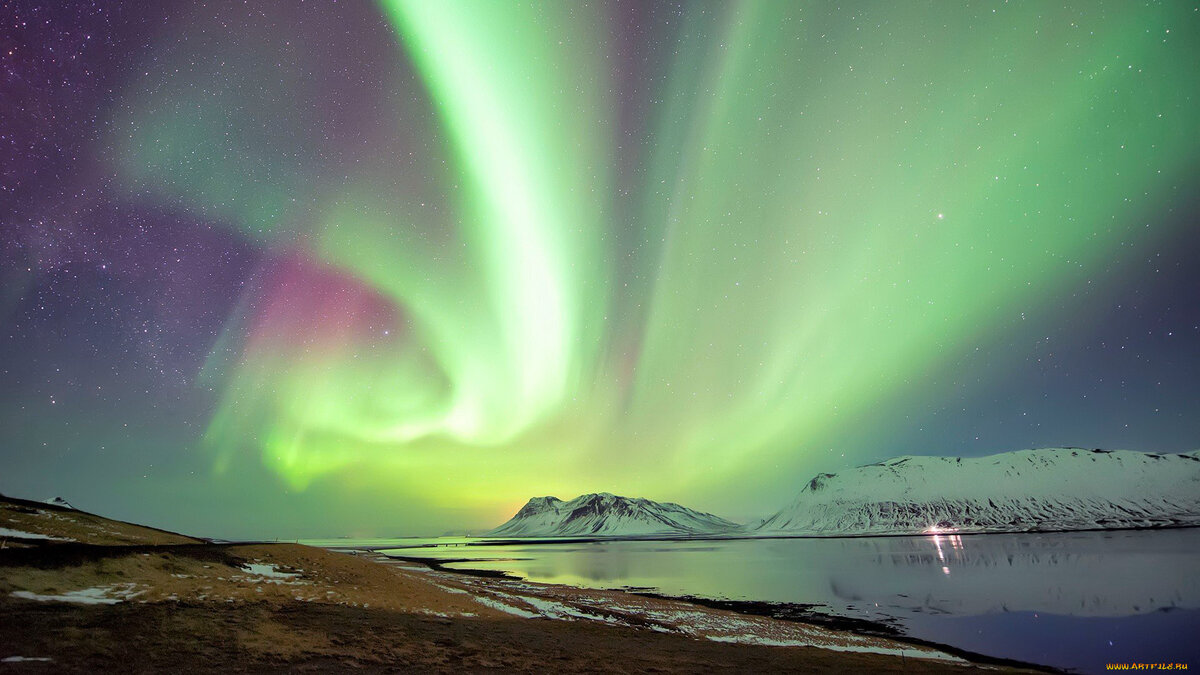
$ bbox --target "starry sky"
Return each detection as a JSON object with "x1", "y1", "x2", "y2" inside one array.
[{"x1": 2, "y1": 1, "x2": 1198, "y2": 539}]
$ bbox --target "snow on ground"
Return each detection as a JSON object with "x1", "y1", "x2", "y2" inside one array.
[
  {"x1": 2, "y1": 656, "x2": 53, "y2": 663},
  {"x1": 471, "y1": 595, "x2": 541, "y2": 618},
  {"x1": 707, "y1": 634, "x2": 952, "y2": 660},
  {"x1": 11, "y1": 583, "x2": 145, "y2": 605},
  {"x1": 238, "y1": 562, "x2": 303, "y2": 583},
  {"x1": 0, "y1": 526, "x2": 73, "y2": 541}
]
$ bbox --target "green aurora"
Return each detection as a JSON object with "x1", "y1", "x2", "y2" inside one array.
[{"x1": 98, "y1": 1, "x2": 1199, "y2": 529}]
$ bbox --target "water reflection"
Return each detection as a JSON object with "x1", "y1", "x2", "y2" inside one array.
[
  {"x1": 353, "y1": 529, "x2": 1200, "y2": 672},
  {"x1": 393, "y1": 529, "x2": 1200, "y2": 620},
  {"x1": 930, "y1": 533, "x2": 963, "y2": 575},
  {"x1": 816, "y1": 531, "x2": 1199, "y2": 617}
]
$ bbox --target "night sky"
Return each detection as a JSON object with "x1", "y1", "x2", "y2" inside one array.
[{"x1": 2, "y1": 1, "x2": 1198, "y2": 539}]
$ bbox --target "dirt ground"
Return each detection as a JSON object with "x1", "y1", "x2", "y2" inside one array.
[
  {"x1": 0, "y1": 598, "x2": 1031, "y2": 673},
  {"x1": 0, "y1": 495, "x2": 200, "y2": 546}
]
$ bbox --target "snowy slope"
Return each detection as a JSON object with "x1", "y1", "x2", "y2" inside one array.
[
  {"x1": 43, "y1": 497, "x2": 75, "y2": 510},
  {"x1": 490, "y1": 493, "x2": 743, "y2": 537},
  {"x1": 758, "y1": 448, "x2": 1200, "y2": 535}
]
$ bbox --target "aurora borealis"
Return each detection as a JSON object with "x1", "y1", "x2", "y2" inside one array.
[{"x1": 2, "y1": 1, "x2": 1199, "y2": 538}]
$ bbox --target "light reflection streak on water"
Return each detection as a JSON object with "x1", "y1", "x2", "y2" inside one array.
[{"x1": 931, "y1": 533, "x2": 963, "y2": 575}]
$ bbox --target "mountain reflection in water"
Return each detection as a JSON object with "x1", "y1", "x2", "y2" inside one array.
[{"x1": 372, "y1": 528, "x2": 1198, "y2": 673}]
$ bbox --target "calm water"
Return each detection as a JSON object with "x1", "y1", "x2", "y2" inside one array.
[{"x1": 311, "y1": 529, "x2": 1200, "y2": 674}]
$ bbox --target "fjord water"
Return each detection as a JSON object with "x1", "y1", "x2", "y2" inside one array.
[{"x1": 366, "y1": 528, "x2": 1200, "y2": 674}]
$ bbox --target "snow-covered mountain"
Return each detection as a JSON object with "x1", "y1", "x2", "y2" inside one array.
[
  {"x1": 490, "y1": 493, "x2": 743, "y2": 537},
  {"x1": 758, "y1": 448, "x2": 1200, "y2": 535}
]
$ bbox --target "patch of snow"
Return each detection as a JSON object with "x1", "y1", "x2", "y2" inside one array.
[
  {"x1": 472, "y1": 595, "x2": 540, "y2": 618},
  {"x1": 242, "y1": 562, "x2": 300, "y2": 579},
  {"x1": 0, "y1": 527, "x2": 72, "y2": 541},
  {"x1": 811, "y1": 643, "x2": 965, "y2": 663},
  {"x1": 237, "y1": 563, "x2": 306, "y2": 585},
  {"x1": 707, "y1": 634, "x2": 811, "y2": 647},
  {"x1": 11, "y1": 583, "x2": 144, "y2": 605},
  {"x1": 2, "y1": 656, "x2": 53, "y2": 663},
  {"x1": 705, "y1": 635, "x2": 963, "y2": 662},
  {"x1": 509, "y1": 594, "x2": 610, "y2": 622}
]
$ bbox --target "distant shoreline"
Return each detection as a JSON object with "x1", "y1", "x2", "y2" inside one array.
[{"x1": 326, "y1": 520, "x2": 1200, "y2": 552}]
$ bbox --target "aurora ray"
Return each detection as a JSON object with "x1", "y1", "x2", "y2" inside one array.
[
  {"x1": 5, "y1": 0, "x2": 1197, "y2": 534},
  {"x1": 130, "y1": 0, "x2": 1200, "y2": 505}
]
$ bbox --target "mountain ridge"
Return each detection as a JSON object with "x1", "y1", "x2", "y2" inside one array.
[
  {"x1": 758, "y1": 447, "x2": 1200, "y2": 535},
  {"x1": 490, "y1": 492, "x2": 743, "y2": 537}
]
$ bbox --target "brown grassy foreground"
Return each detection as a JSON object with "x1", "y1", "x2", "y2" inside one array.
[{"x1": 0, "y1": 495, "x2": 1042, "y2": 673}]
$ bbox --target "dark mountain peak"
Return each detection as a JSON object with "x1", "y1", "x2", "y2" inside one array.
[
  {"x1": 491, "y1": 492, "x2": 742, "y2": 537},
  {"x1": 804, "y1": 473, "x2": 836, "y2": 493}
]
